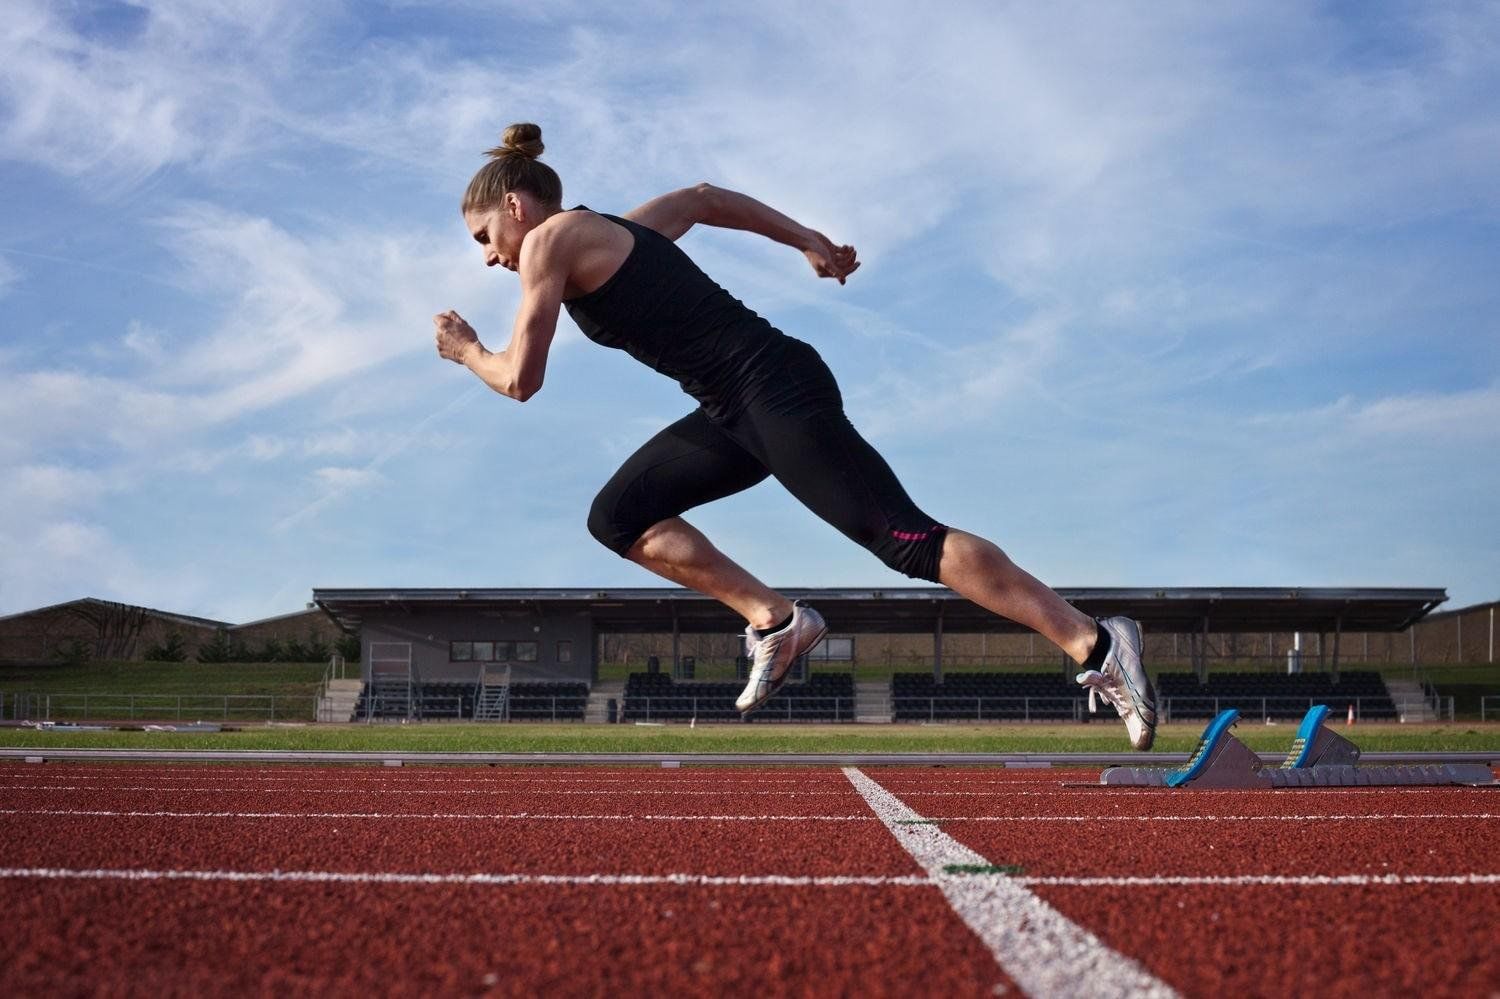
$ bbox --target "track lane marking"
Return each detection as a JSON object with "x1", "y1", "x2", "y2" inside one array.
[
  {"x1": 0, "y1": 867, "x2": 930, "y2": 887},
  {"x1": 2, "y1": 866, "x2": 1493, "y2": 889},
  {"x1": 0, "y1": 808, "x2": 874, "y2": 821},
  {"x1": 0, "y1": 784, "x2": 862, "y2": 796},
  {"x1": 2, "y1": 780, "x2": 1485, "y2": 798},
  {"x1": 1015, "y1": 874, "x2": 1500, "y2": 886},
  {"x1": 844, "y1": 766, "x2": 1179, "y2": 999},
  {"x1": 0, "y1": 765, "x2": 846, "y2": 780},
  {"x1": 1, "y1": 808, "x2": 1494, "y2": 822}
]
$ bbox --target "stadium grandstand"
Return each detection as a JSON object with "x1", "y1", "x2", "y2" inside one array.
[{"x1": 8, "y1": 587, "x2": 1493, "y2": 724}]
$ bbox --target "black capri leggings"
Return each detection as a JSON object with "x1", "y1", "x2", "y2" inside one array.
[{"x1": 586, "y1": 340, "x2": 948, "y2": 582}]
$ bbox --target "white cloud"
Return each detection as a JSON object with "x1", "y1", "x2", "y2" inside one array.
[
  {"x1": 0, "y1": 254, "x2": 20, "y2": 298},
  {"x1": 0, "y1": 0, "x2": 313, "y2": 188},
  {"x1": 313, "y1": 466, "x2": 382, "y2": 489}
]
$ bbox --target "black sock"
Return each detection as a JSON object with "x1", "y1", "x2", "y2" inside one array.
[
  {"x1": 1080, "y1": 620, "x2": 1111, "y2": 671},
  {"x1": 754, "y1": 610, "x2": 796, "y2": 640}
]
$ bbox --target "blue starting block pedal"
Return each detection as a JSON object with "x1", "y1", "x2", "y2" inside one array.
[
  {"x1": 1280, "y1": 704, "x2": 1359, "y2": 769},
  {"x1": 1103, "y1": 710, "x2": 1270, "y2": 788},
  {"x1": 1101, "y1": 705, "x2": 1494, "y2": 789}
]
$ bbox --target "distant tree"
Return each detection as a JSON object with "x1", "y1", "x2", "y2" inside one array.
[
  {"x1": 143, "y1": 632, "x2": 188, "y2": 662},
  {"x1": 259, "y1": 638, "x2": 285, "y2": 663},
  {"x1": 304, "y1": 632, "x2": 332, "y2": 662},
  {"x1": 196, "y1": 629, "x2": 235, "y2": 664},
  {"x1": 51, "y1": 638, "x2": 93, "y2": 666},
  {"x1": 335, "y1": 632, "x2": 362, "y2": 663}
]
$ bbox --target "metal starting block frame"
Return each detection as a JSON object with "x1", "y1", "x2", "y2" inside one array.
[{"x1": 1102, "y1": 705, "x2": 1496, "y2": 789}]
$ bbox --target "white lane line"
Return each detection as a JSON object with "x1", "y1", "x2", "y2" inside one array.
[
  {"x1": 936, "y1": 813, "x2": 1500, "y2": 822},
  {"x1": 1, "y1": 808, "x2": 1494, "y2": 823},
  {"x1": 844, "y1": 767, "x2": 1178, "y2": 999},
  {"x1": 0, "y1": 866, "x2": 930, "y2": 888},
  {"x1": 1017, "y1": 874, "x2": 1500, "y2": 887},
  {"x1": 3, "y1": 866, "x2": 1490, "y2": 890},
  {"x1": 0, "y1": 770, "x2": 830, "y2": 785},
  {"x1": 2, "y1": 781, "x2": 1485, "y2": 799},
  {"x1": 0, "y1": 784, "x2": 854, "y2": 796},
  {"x1": 0, "y1": 808, "x2": 873, "y2": 821}
]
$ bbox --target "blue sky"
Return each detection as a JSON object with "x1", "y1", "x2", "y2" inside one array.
[{"x1": 1, "y1": 0, "x2": 1497, "y2": 623}]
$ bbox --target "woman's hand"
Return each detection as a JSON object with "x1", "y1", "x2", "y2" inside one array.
[
  {"x1": 434, "y1": 310, "x2": 482, "y2": 364},
  {"x1": 802, "y1": 231, "x2": 860, "y2": 285}
]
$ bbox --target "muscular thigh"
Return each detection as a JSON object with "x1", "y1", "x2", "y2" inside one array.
[
  {"x1": 730, "y1": 403, "x2": 940, "y2": 550},
  {"x1": 588, "y1": 409, "x2": 770, "y2": 555}
]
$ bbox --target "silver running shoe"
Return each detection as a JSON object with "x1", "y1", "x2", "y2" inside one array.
[
  {"x1": 1075, "y1": 616, "x2": 1158, "y2": 751},
  {"x1": 736, "y1": 602, "x2": 828, "y2": 715}
]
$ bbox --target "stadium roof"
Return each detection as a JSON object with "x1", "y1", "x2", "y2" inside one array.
[{"x1": 313, "y1": 586, "x2": 1447, "y2": 636}]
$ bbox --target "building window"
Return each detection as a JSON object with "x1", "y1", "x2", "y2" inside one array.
[
  {"x1": 471, "y1": 641, "x2": 494, "y2": 662},
  {"x1": 450, "y1": 641, "x2": 473, "y2": 662},
  {"x1": 517, "y1": 641, "x2": 538, "y2": 662},
  {"x1": 556, "y1": 640, "x2": 572, "y2": 663},
  {"x1": 494, "y1": 641, "x2": 514, "y2": 662},
  {"x1": 807, "y1": 636, "x2": 854, "y2": 661}
]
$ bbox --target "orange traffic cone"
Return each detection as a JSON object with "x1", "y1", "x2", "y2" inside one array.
[{"x1": 1346, "y1": 703, "x2": 1355, "y2": 726}]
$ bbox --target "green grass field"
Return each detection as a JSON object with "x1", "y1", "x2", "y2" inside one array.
[{"x1": 2, "y1": 720, "x2": 1496, "y2": 755}]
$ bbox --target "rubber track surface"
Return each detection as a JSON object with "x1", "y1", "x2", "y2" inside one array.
[{"x1": 2, "y1": 762, "x2": 1497, "y2": 997}]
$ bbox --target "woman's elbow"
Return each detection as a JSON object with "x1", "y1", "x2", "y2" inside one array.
[
  {"x1": 511, "y1": 374, "x2": 543, "y2": 403},
  {"x1": 692, "y1": 182, "x2": 722, "y2": 216}
]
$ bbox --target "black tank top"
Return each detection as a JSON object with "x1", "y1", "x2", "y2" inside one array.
[{"x1": 563, "y1": 208, "x2": 793, "y2": 422}]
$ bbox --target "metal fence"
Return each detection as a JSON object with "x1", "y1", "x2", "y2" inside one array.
[
  {"x1": 2, "y1": 691, "x2": 317, "y2": 722},
  {"x1": 890, "y1": 695, "x2": 1407, "y2": 724}
]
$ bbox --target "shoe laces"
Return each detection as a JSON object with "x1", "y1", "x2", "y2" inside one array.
[{"x1": 1075, "y1": 668, "x2": 1125, "y2": 716}]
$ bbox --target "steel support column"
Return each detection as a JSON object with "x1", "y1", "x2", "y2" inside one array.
[{"x1": 933, "y1": 601, "x2": 944, "y2": 684}]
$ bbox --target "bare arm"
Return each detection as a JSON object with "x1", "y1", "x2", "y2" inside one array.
[
  {"x1": 626, "y1": 183, "x2": 860, "y2": 284},
  {"x1": 434, "y1": 227, "x2": 566, "y2": 402}
]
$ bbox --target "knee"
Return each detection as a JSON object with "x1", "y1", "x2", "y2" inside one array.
[
  {"x1": 868, "y1": 524, "x2": 948, "y2": 583},
  {"x1": 586, "y1": 489, "x2": 638, "y2": 557}
]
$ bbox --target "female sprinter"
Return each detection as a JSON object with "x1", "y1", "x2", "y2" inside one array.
[{"x1": 433, "y1": 124, "x2": 1157, "y2": 749}]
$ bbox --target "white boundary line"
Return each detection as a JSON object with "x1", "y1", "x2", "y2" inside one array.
[
  {"x1": 0, "y1": 784, "x2": 853, "y2": 796},
  {"x1": 1, "y1": 865, "x2": 1492, "y2": 890},
  {"x1": 0, "y1": 866, "x2": 930, "y2": 888},
  {"x1": 0, "y1": 807, "x2": 1494, "y2": 823},
  {"x1": 0, "y1": 768, "x2": 838, "y2": 784},
  {"x1": 844, "y1": 766, "x2": 1179, "y2": 999},
  {"x1": 1015, "y1": 874, "x2": 1500, "y2": 887},
  {"x1": 0, "y1": 808, "x2": 872, "y2": 821},
  {"x1": 2, "y1": 780, "x2": 1484, "y2": 798}
]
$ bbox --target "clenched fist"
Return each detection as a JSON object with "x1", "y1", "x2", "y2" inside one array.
[{"x1": 434, "y1": 310, "x2": 481, "y2": 364}]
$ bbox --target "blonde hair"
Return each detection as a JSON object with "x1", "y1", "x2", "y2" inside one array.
[{"x1": 461, "y1": 123, "x2": 563, "y2": 213}]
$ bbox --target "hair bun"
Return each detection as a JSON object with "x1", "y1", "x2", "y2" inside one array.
[{"x1": 485, "y1": 122, "x2": 544, "y2": 160}]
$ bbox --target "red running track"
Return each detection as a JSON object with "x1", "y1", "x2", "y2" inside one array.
[{"x1": 0, "y1": 762, "x2": 1496, "y2": 997}]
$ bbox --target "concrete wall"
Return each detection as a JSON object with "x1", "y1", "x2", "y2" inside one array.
[{"x1": 360, "y1": 608, "x2": 596, "y2": 683}]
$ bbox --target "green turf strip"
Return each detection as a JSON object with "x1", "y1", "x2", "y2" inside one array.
[{"x1": 942, "y1": 864, "x2": 1026, "y2": 876}]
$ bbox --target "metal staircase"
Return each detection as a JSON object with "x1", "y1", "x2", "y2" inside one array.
[
  {"x1": 854, "y1": 681, "x2": 892, "y2": 723},
  {"x1": 474, "y1": 665, "x2": 511, "y2": 721}
]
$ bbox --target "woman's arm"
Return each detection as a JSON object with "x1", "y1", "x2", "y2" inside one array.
[
  {"x1": 626, "y1": 183, "x2": 860, "y2": 283},
  {"x1": 435, "y1": 226, "x2": 567, "y2": 402}
]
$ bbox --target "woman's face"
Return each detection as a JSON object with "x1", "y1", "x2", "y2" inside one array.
[{"x1": 464, "y1": 193, "x2": 530, "y2": 272}]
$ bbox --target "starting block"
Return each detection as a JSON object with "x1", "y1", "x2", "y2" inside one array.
[{"x1": 1101, "y1": 705, "x2": 1495, "y2": 789}]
